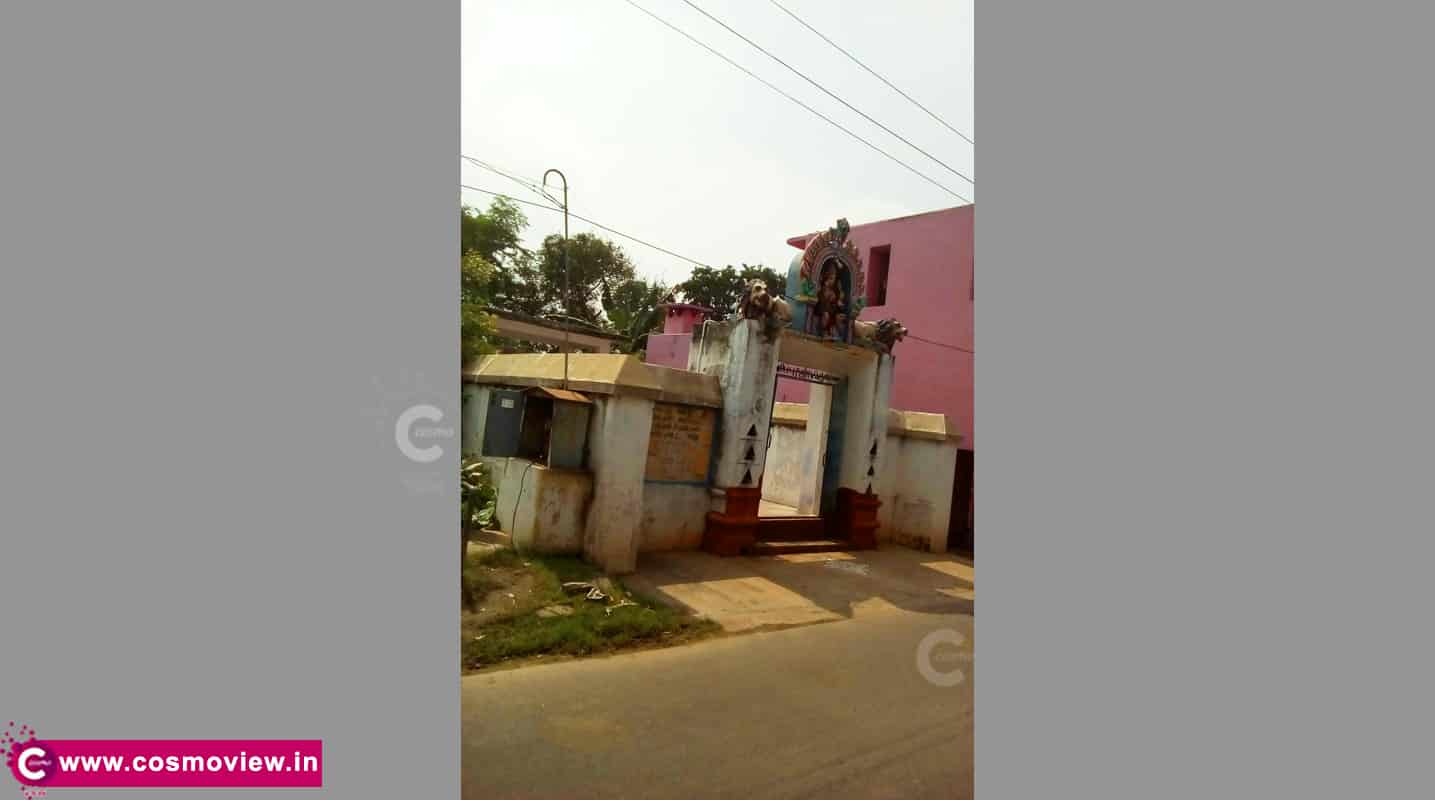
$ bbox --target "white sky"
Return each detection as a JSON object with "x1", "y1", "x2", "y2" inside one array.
[{"x1": 460, "y1": 0, "x2": 974, "y2": 288}]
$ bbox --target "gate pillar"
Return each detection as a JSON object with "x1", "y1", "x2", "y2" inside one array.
[
  {"x1": 702, "y1": 319, "x2": 779, "y2": 555},
  {"x1": 832, "y1": 353, "x2": 895, "y2": 549}
]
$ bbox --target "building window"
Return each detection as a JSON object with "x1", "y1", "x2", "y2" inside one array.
[{"x1": 868, "y1": 245, "x2": 891, "y2": 306}]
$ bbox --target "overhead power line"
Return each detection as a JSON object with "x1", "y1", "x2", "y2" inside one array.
[
  {"x1": 768, "y1": 0, "x2": 973, "y2": 146},
  {"x1": 679, "y1": 0, "x2": 972, "y2": 186},
  {"x1": 461, "y1": 155, "x2": 556, "y2": 202},
  {"x1": 460, "y1": 183, "x2": 713, "y2": 269},
  {"x1": 905, "y1": 332, "x2": 973, "y2": 354},
  {"x1": 621, "y1": 0, "x2": 969, "y2": 204},
  {"x1": 461, "y1": 156, "x2": 568, "y2": 210}
]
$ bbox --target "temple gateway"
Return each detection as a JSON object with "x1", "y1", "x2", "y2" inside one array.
[{"x1": 462, "y1": 219, "x2": 961, "y2": 574}]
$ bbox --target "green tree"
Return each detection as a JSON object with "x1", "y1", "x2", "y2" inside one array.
[
  {"x1": 538, "y1": 232, "x2": 637, "y2": 326},
  {"x1": 461, "y1": 197, "x2": 526, "y2": 266},
  {"x1": 460, "y1": 251, "x2": 498, "y2": 367},
  {"x1": 461, "y1": 198, "x2": 550, "y2": 317},
  {"x1": 605, "y1": 277, "x2": 671, "y2": 354},
  {"x1": 460, "y1": 201, "x2": 678, "y2": 355},
  {"x1": 461, "y1": 198, "x2": 551, "y2": 353},
  {"x1": 675, "y1": 263, "x2": 786, "y2": 318}
]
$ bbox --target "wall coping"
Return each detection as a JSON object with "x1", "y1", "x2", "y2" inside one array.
[
  {"x1": 770, "y1": 401, "x2": 963, "y2": 444},
  {"x1": 770, "y1": 402, "x2": 808, "y2": 427},
  {"x1": 465, "y1": 353, "x2": 723, "y2": 408}
]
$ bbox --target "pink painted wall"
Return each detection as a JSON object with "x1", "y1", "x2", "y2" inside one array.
[
  {"x1": 660, "y1": 303, "x2": 712, "y2": 335},
  {"x1": 777, "y1": 206, "x2": 973, "y2": 450},
  {"x1": 645, "y1": 332, "x2": 691, "y2": 370},
  {"x1": 645, "y1": 303, "x2": 712, "y2": 372}
]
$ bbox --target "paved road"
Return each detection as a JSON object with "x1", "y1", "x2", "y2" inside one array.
[{"x1": 462, "y1": 609, "x2": 973, "y2": 799}]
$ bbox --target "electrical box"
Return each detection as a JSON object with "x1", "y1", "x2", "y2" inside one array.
[
  {"x1": 522, "y1": 386, "x2": 592, "y2": 470},
  {"x1": 481, "y1": 385, "x2": 591, "y2": 469},
  {"x1": 482, "y1": 389, "x2": 525, "y2": 457}
]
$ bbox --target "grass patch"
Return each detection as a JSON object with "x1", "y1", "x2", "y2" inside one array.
[
  {"x1": 461, "y1": 547, "x2": 525, "y2": 609},
  {"x1": 461, "y1": 550, "x2": 719, "y2": 671}
]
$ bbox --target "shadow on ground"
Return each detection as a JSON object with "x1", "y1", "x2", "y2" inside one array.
[{"x1": 623, "y1": 547, "x2": 974, "y2": 632}]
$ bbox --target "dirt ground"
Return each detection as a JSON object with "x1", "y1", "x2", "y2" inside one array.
[{"x1": 466, "y1": 560, "x2": 540, "y2": 626}]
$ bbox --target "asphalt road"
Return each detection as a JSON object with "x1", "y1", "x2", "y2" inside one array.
[{"x1": 462, "y1": 609, "x2": 973, "y2": 799}]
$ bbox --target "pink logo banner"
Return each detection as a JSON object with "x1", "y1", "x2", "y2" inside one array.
[{"x1": 6, "y1": 738, "x2": 322, "y2": 790}]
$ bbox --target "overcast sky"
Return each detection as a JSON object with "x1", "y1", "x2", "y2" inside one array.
[{"x1": 461, "y1": 0, "x2": 974, "y2": 288}]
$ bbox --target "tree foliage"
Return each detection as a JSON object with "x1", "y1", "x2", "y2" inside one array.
[
  {"x1": 462, "y1": 198, "x2": 778, "y2": 356},
  {"x1": 459, "y1": 201, "x2": 519, "y2": 367},
  {"x1": 460, "y1": 250, "x2": 499, "y2": 366},
  {"x1": 461, "y1": 197, "x2": 526, "y2": 266},
  {"x1": 461, "y1": 199, "x2": 547, "y2": 354},
  {"x1": 605, "y1": 277, "x2": 670, "y2": 355},
  {"x1": 675, "y1": 263, "x2": 786, "y2": 319},
  {"x1": 537, "y1": 232, "x2": 638, "y2": 326}
]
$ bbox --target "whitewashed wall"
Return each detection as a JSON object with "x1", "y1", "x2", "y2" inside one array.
[
  {"x1": 760, "y1": 423, "x2": 806, "y2": 509},
  {"x1": 874, "y1": 436, "x2": 958, "y2": 552},
  {"x1": 639, "y1": 483, "x2": 709, "y2": 551},
  {"x1": 461, "y1": 384, "x2": 489, "y2": 456},
  {"x1": 762, "y1": 403, "x2": 960, "y2": 551},
  {"x1": 481, "y1": 456, "x2": 590, "y2": 555}
]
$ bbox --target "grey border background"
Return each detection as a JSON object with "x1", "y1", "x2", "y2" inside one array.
[
  {"x1": 982, "y1": 1, "x2": 1435, "y2": 796},
  {"x1": 7, "y1": 0, "x2": 1435, "y2": 797},
  {"x1": 1, "y1": 1, "x2": 457, "y2": 797}
]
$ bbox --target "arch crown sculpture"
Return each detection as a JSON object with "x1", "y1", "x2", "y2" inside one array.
[{"x1": 786, "y1": 218, "x2": 867, "y2": 343}]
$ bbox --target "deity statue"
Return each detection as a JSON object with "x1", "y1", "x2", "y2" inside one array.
[{"x1": 809, "y1": 260, "x2": 848, "y2": 339}]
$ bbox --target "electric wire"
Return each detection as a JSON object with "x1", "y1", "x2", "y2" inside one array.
[
  {"x1": 620, "y1": 0, "x2": 970, "y2": 203},
  {"x1": 680, "y1": 0, "x2": 973, "y2": 185},
  {"x1": 767, "y1": 0, "x2": 973, "y2": 146}
]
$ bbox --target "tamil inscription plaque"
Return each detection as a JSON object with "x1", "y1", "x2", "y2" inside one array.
[{"x1": 644, "y1": 402, "x2": 715, "y2": 483}]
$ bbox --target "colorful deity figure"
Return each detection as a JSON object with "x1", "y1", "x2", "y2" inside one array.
[
  {"x1": 810, "y1": 260, "x2": 847, "y2": 338},
  {"x1": 786, "y1": 217, "x2": 866, "y2": 342}
]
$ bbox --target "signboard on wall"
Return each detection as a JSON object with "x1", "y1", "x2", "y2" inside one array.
[
  {"x1": 776, "y1": 362, "x2": 841, "y2": 385},
  {"x1": 644, "y1": 403, "x2": 715, "y2": 483}
]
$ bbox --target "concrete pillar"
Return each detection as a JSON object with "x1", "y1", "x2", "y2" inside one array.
[
  {"x1": 712, "y1": 319, "x2": 780, "y2": 489},
  {"x1": 796, "y1": 383, "x2": 831, "y2": 515},
  {"x1": 703, "y1": 319, "x2": 779, "y2": 555},
  {"x1": 583, "y1": 394, "x2": 653, "y2": 574},
  {"x1": 834, "y1": 353, "x2": 895, "y2": 548},
  {"x1": 839, "y1": 354, "x2": 895, "y2": 492}
]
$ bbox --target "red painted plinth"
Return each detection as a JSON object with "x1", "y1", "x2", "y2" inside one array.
[
  {"x1": 834, "y1": 487, "x2": 882, "y2": 550},
  {"x1": 703, "y1": 487, "x2": 762, "y2": 556}
]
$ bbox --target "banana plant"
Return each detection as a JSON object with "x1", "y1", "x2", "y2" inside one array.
[{"x1": 461, "y1": 456, "x2": 498, "y2": 532}]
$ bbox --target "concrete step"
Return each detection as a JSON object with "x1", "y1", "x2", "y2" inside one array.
[
  {"x1": 749, "y1": 539, "x2": 851, "y2": 556},
  {"x1": 755, "y1": 515, "x2": 828, "y2": 541}
]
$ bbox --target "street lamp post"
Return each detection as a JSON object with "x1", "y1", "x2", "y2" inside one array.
[{"x1": 542, "y1": 169, "x2": 569, "y2": 390}]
